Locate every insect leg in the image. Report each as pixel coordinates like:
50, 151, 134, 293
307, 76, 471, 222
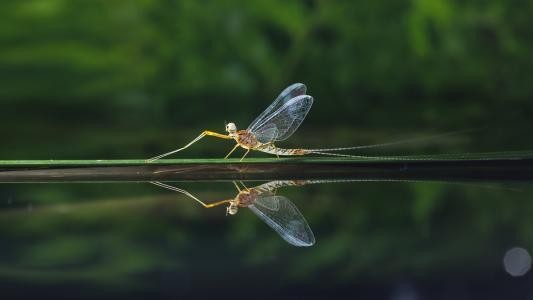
232, 181, 242, 192
239, 181, 250, 191
149, 181, 231, 208
146, 130, 232, 162
239, 149, 250, 161
224, 144, 240, 159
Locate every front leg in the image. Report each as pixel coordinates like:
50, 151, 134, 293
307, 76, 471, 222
147, 130, 232, 162
149, 181, 231, 208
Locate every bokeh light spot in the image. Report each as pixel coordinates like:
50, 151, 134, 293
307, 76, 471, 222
503, 247, 531, 277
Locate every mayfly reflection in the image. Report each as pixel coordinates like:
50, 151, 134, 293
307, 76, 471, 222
150, 180, 315, 247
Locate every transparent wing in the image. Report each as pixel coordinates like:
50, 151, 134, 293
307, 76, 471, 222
252, 124, 279, 144
248, 83, 307, 132
250, 95, 313, 143
248, 195, 315, 247
253, 193, 280, 211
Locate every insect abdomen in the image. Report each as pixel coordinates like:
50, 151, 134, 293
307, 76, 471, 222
259, 144, 307, 156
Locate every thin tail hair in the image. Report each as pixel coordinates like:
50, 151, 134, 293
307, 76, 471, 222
303, 128, 482, 153
304, 150, 402, 160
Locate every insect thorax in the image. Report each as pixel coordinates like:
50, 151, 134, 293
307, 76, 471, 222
236, 130, 261, 149
237, 190, 259, 207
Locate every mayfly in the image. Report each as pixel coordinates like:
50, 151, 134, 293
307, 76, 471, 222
147, 83, 352, 162
146, 83, 475, 162
150, 180, 315, 247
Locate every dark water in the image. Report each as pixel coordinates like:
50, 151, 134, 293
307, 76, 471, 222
1, 177, 533, 299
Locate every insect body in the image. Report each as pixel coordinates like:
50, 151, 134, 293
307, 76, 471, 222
228, 125, 308, 159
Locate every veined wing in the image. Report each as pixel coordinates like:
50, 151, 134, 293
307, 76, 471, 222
250, 95, 313, 143
253, 193, 280, 211
248, 83, 307, 132
248, 194, 315, 247
251, 124, 279, 144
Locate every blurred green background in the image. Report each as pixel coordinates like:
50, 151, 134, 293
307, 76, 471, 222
1, 0, 533, 159
1, 0, 533, 299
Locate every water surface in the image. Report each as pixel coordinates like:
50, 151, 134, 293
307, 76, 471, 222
1, 176, 532, 299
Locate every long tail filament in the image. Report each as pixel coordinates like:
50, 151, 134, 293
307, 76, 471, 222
304, 128, 480, 153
